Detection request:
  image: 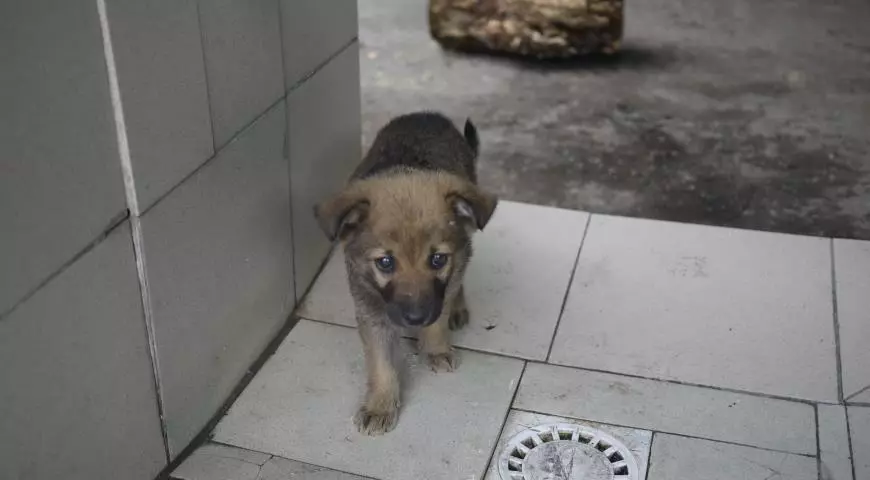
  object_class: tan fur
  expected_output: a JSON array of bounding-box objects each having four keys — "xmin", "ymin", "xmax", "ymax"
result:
[
  {"xmin": 354, "ymin": 321, "xmax": 400, "ymax": 435},
  {"xmin": 317, "ymin": 170, "xmax": 497, "ymax": 436}
]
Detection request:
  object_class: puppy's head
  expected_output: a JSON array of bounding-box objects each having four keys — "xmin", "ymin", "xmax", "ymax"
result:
[{"xmin": 314, "ymin": 172, "xmax": 497, "ymax": 328}]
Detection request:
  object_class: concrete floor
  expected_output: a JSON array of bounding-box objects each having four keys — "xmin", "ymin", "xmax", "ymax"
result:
[
  {"xmin": 359, "ymin": 0, "xmax": 870, "ymax": 240},
  {"xmin": 172, "ymin": 201, "xmax": 870, "ymax": 480}
]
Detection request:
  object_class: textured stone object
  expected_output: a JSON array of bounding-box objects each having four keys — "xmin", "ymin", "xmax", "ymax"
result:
[{"xmin": 428, "ymin": 0, "xmax": 623, "ymax": 59}]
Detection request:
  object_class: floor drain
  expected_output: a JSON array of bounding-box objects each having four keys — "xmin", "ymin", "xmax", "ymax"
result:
[{"xmin": 497, "ymin": 423, "xmax": 639, "ymax": 480}]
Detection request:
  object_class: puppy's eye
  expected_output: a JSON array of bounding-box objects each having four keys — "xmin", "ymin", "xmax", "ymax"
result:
[
  {"xmin": 375, "ymin": 255, "xmax": 395, "ymax": 273},
  {"xmin": 429, "ymin": 253, "xmax": 449, "ymax": 270}
]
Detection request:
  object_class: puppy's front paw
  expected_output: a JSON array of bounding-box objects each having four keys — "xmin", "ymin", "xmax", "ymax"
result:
[
  {"xmin": 353, "ymin": 406, "xmax": 398, "ymax": 436},
  {"xmin": 427, "ymin": 351, "xmax": 458, "ymax": 373},
  {"xmin": 449, "ymin": 307, "xmax": 469, "ymax": 331}
]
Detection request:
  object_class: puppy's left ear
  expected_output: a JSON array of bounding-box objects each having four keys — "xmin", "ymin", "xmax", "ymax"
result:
[{"xmin": 447, "ymin": 185, "xmax": 498, "ymax": 230}]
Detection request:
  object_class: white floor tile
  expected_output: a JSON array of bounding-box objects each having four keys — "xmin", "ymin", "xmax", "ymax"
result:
[
  {"xmin": 172, "ymin": 444, "xmax": 267, "ymax": 480},
  {"xmin": 299, "ymin": 201, "xmax": 589, "ymax": 360},
  {"xmin": 647, "ymin": 434, "xmax": 817, "ymax": 480},
  {"xmin": 849, "ymin": 407, "xmax": 870, "ymax": 480},
  {"xmin": 848, "ymin": 387, "xmax": 870, "ymax": 404},
  {"xmin": 550, "ymin": 215, "xmax": 838, "ymax": 402},
  {"xmin": 834, "ymin": 239, "xmax": 870, "ymax": 399},
  {"xmin": 213, "ymin": 320, "xmax": 524, "ymax": 480},
  {"xmin": 173, "ymin": 442, "xmax": 372, "ymax": 480},
  {"xmin": 818, "ymin": 405, "xmax": 855, "ymax": 480},
  {"xmin": 515, "ymin": 362, "xmax": 816, "ymax": 455},
  {"xmin": 258, "ymin": 456, "xmax": 372, "ymax": 480},
  {"xmin": 483, "ymin": 410, "xmax": 651, "ymax": 480}
]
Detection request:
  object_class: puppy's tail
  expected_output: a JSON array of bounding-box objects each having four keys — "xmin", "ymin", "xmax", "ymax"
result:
[{"xmin": 463, "ymin": 118, "xmax": 479, "ymax": 158}]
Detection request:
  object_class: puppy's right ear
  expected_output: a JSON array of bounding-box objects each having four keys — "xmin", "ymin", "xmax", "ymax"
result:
[{"xmin": 313, "ymin": 190, "xmax": 370, "ymax": 242}]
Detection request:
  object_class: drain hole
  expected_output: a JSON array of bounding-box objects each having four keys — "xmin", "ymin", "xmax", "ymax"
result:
[{"xmin": 499, "ymin": 423, "xmax": 639, "ymax": 480}]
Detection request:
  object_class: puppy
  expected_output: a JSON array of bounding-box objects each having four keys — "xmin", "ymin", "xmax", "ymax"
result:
[{"xmin": 314, "ymin": 112, "xmax": 498, "ymax": 436}]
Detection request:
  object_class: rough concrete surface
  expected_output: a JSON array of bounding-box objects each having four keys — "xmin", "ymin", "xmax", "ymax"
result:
[{"xmin": 359, "ymin": 0, "xmax": 870, "ymax": 239}]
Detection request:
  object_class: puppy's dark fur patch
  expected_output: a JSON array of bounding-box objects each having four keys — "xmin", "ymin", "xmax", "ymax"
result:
[{"xmin": 314, "ymin": 111, "xmax": 498, "ymax": 436}]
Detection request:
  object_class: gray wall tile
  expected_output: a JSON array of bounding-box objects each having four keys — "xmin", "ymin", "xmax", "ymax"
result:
[
  {"xmin": 280, "ymin": 0, "xmax": 358, "ymax": 89},
  {"xmin": 0, "ymin": 0, "xmax": 126, "ymax": 315},
  {"xmin": 199, "ymin": 0, "xmax": 284, "ymax": 148},
  {"xmin": 105, "ymin": 0, "xmax": 214, "ymax": 211},
  {"xmin": 287, "ymin": 43, "xmax": 361, "ymax": 300},
  {"xmin": 0, "ymin": 222, "xmax": 166, "ymax": 480},
  {"xmin": 142, "ymin": 102, "xmax": 294, "ymax": 456}
]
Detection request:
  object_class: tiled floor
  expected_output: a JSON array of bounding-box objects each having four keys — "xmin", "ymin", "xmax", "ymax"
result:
[{"xmin": 173, "ymin": 201, "xmax": 869, "ymax": 480}]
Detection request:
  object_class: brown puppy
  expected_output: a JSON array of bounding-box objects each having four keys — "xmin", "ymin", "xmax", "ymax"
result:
[{"xmin": 314, "ymin": 112, "xmax": 498, "ymax": 436}]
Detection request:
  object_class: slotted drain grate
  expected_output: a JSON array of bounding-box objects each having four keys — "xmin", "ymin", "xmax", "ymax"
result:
[{"xmin": 497, "ymin": 423, "xmax": 639, "ymax": 480}]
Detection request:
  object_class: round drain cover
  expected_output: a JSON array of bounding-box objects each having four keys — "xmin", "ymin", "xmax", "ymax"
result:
[{"xmin": 497, "ymin": 423, "xmax": 639, "ymax": 480}]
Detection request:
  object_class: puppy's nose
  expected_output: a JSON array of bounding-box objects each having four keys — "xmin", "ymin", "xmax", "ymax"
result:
[{"xmin": 402, "ymin": 307, "xmax": 429, "ymax": 326}]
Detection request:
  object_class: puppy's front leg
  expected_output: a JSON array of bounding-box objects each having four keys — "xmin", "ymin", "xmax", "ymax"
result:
[
  {"xmin": 449, "ymin": 284, "xmax": 469, "ymax": 331},
  {"xmin": 354, "ymin": 319, "xmax": 400, "ymax": 436},
  {"xmin": 419, "ymin": 313, "xmax": 458, "ymax": 373}
]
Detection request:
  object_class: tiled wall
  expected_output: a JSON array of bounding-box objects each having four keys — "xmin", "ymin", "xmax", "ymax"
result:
[{"xmin": 0, "ymin": 1, "xmax": 360, "ymax": 478}]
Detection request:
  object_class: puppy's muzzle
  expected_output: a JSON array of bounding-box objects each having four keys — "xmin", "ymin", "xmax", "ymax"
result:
[{"xmin": 386, "ymin": 297, "xmax": 442, "ymax": 328}]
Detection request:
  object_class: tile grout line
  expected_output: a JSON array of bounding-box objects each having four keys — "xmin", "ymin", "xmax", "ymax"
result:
[
  {"xmin": 545, "ymin": 214, "xmax": 592, "ymax": 363},
  {"xmin": 0, "ymin": 210, "xmax": 128, "ymax": 322},
  {"xmin": 138, "ymin": 37, "xmax": 357, "ymax": 219},
  {"xmin": 138, "ymin": 95, "xmax": 286, "ymax": 218},
  {"xmin": 644, "ymin": 431, "xmax": 655, "ymax": 480},
  {"xmin": 830, "ymin": 239, "xmax": 845, "ymax": 404},
  {"xmin": 207, "ymin": 439, "xmax": 377, "ymax": 479},
  {"xmin": 274, "ymin": 0, "xmax": 298, "ymax": 306},
  {"xmin": 298, "ymin": 315, "xmax": 839, "ymax": 408},
  {"xmin": 480, "ymin": 361, "xmax": 528, "ymax": 480},
  {"xmin": 96, "ymin": 0, "xmax": 170, "ymax": 463},
  {"xmin": 511, "ymin": 407, "xmax": 817, "ymax": 458},
  {"xmin": 532, "ymin": 359, "xmax": 824, "ymax": 406},
  {"xmin": 153, "ymin": 314, "xmax": 304, "ymax": 479},
  {"xmin": 845, "ymin": 384, "xmax": 870, "ymax": 402},
  {"xmin": 845, "ymin": 407, "xmax": 858, "ymax": 480},
  {"xmin": 815, "ymin": 404, "xmax": 822, "ymax": 480},
  {"xmin": 285, "ymin": 37, "xmax": 359, "ymax": 94}
]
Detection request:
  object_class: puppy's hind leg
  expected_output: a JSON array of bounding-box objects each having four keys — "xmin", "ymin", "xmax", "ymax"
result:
[
  {"xmin": 354, "ymin": 319, "xmax": 400, "ymax": 436},
  {"xmin": 449, "ymin": 285, "xmax": 469, "ymax": 331}
]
